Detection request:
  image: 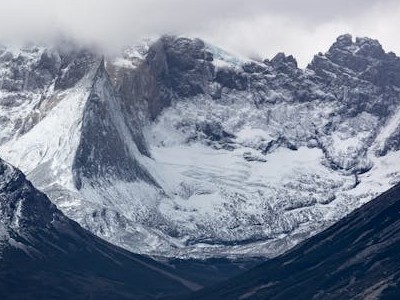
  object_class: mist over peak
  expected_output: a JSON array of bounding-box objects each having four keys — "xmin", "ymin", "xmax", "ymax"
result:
[{"xmin": 0, "ymin": 0, "xmax": 398, "ymax": 66}]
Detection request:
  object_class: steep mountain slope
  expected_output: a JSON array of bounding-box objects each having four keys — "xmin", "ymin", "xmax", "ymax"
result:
[
  {"xmin": 0, "ymin": 157, "xmax": 201, "ymax": 300},
  {"xmin": 189, "ymin": 181, "xmax": 400, "ymax": 300},
  {"xmin": 1, "ymin": 35, "xmax": 400, "ymax": 259}
]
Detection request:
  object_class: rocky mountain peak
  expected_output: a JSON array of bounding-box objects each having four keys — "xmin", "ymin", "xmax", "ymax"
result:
[
  {"xmin": 354, "ymin": 36, "xmax": 385, "ymax": 58},
  {"xmin": 312, "ymin": 34, "xmax": 371, "ymax": 73},
  {"xmin": 328, "ymin": 34, "xmax": 384, "ymax": 57},
  {"xmin": 333, "ymin": 33, "xmax": 353, "ymax": 48},
  {"xmin": 269, "ymin": 52, "xmax": 298, "ymax": 73},
  {"xmin": 308, "ymin": 33, "xmax": 400, "ymax": 90},
  {"xmin": 149, "ymin": 35, "xmax": 215, "ymax": 98}
]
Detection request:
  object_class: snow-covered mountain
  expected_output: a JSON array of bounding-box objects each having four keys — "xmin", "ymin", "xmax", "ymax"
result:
[
  {"xmin": 0, "ymin": 157, "xmax": 200, "ymax": 299},
  {"xmin": 1, "ymin": 34, "xmax": 400, "ymax": 259}
]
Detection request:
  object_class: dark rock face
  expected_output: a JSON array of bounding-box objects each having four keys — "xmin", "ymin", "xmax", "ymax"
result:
[
  {"xmin": 195, "ymin": 121, "xmax": 235, "ymax": 142},
  {"xmin": 379, "ymin": 126, "xmax": 400, "ymax": 156},
  {"xmin": 330, "ymin": 35, "xmax": 392, "ymax": 83},
  {"xmin": 190, "ymin": 182, "xmax": 400, "ymax": 300},
  {"xmin": 215, "ymin": 68, "xmax": 247, "ymax": 91},
  {"xmin": 54, "ymin": 49, "xmax": 97, "ymax": 90},
  {"xmin": 37, "ymin": 50, "xmax": 61, "ymax": 76},
  {"xmin": 242, "ymin": 62, "xmax": 268, "ymax": 74},
  {"xmin": 259, "ymin": 136, "xmax": 298, "ymax": 154},
  {"xmin": 361, "ymin": 52, "xmax": 400, "ymax": 87},
  {"xmin": 326, "ymin": 36, "xmax": 372, "ymax": 73},
  {"xmin": 270, "ymin": 52, "xmax": 299, "ymax": 75},
  {"xmin": 308, "ymin": 34, "xmax": 400, "ymax": 118},
  {"xmin": 0, "ymin": 158, "xmax": 198, "ymax": 300},
  {"xmin": 161, "ymin": 36, "xmax": 215, "ymax": 97},
  {"xmin": 242, "ymin": 152, "xmax": 267, "ymax": 163},
  {"xmin": 138, "ymin": 36, "xmax": 215, "ymax": 119},
  {"xmin": 73, "ymin": 60, "xmax": 157, "ymax": 189}
]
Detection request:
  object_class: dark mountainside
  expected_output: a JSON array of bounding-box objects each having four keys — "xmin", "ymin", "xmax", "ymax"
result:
[
  {"xmin": 0, "ymin": 158, "xmax": 201, "ymax": 300},
  {"xmin": 189, "ymin": 182, "xmax": 400, "ymax": 300}
]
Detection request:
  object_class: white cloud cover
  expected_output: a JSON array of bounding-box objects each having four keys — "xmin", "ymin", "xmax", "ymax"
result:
[{"xmin": 0, "ymin": 0, "xmax": 399, "ymax": 66}]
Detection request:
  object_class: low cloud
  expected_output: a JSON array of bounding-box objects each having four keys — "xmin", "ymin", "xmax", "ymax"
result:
[{"xmin": 0, "ymin": 0, "xmax": 399, "ymax": 66}]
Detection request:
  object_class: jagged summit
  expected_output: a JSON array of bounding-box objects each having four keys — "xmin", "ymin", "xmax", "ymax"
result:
[
  {"xmin": 328, "ymin": 33, "xmax": 385, "ymax": 58},
  {"xmin": 268, "ymin": 52, "xmax": 298, "ymax": 74},
  {"xmin": 309, "ymin": 33, "xmax": 399, "ymax": 82},
  {"xmin": 261, "ymin": 34, "xmax": 387, "ymax": 73},
  {"xmin": 333, "ymin": 33, "xmax": 354, "ymax": 48}
]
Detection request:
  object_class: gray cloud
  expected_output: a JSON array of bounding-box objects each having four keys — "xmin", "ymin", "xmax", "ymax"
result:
[{"xmin": 0, "ymin": 0, "xmax": 399, "ymax": 66}]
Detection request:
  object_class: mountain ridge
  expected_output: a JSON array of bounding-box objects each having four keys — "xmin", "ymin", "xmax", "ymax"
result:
[{"xmin": 1, "ymin": 33, "xmax": 400, "ymax": 259}]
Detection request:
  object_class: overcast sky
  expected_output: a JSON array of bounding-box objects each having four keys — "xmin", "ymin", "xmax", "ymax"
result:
[{"xmin": 0, "ymin": 0, "xmax": 399, "ymax": 66}]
